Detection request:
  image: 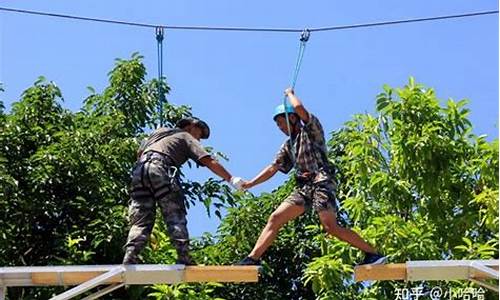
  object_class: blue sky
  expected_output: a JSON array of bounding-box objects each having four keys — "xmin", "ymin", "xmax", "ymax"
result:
[{"xmin": 0, "ymin": 1, "xmax": 498, "ymax": 237}]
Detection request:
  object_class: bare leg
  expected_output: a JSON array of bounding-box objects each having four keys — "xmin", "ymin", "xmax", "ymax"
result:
[
  {"xmin": 318, "ymin": 208, "xmax": 377, "ymax": 254},
  {"xmin": 248, "ymin": 202, "xmax": 305, "ymax": 259}
]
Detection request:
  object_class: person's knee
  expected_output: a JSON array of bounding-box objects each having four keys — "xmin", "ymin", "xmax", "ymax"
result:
[
  {"xmin": 323, "ymin": 223, "xmax": 335, "ymax": 234},
  {"xmin": 268, "ymin": 212, "xmax": 285, "ymax": 228},
  {"xmin": 167, "ymin": 222, "xmax": 188, "ymax": 240},
  {"xmin": 321, "ymin": 219, "xmax": 340, "ymax": 235}
]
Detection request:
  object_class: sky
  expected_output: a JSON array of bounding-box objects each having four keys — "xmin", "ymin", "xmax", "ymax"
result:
[{"xmin": 0, "ymin": 1, "xmax": 498, "ymax": 238}]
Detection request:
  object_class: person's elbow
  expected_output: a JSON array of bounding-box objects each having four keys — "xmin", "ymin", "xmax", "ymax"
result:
[
  {"xmin": 199, "ymin": 156, "xmax": 215, "ymax": 167},
  {"xmin": 268, "ymin": 163, "xmax": 279, "ymax": 175},
  {"xmin": 293, "ymin": 105, "xmax": 310, "ymax": 123}
]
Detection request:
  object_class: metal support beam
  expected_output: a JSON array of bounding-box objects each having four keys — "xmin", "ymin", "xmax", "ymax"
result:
[
  {"xmin": 123, "ymin": 264, "xmax": 184, "ymax": 284},
  {"xmin": 81, "ymin": 283, "xmax": 126, "ymax": 300},
  {"xmin": 50, "ymin": 266, "xmax": 125, "ymax": 300},
  {"xmin": 0, "ymin": 286, "xmax": 5, "ymax": 300},
  {"xmin": 0, "ymin": 264, "xmax": 260, "ymax": 299},
  {"xmin": 470, "ymin": 278, "xmax": 499, "ymax": 293},
  {"xmin": 184, "ymin": 266, "xmax": 260, "ymax": 283},
  {"xmin": 407, "ymin": 260, "xmax": 472, "ymax": 281},
  {"xmin": 469, "ymin": 261, "xmax": 499, "ymax": 280},
  {"xmin": 355, "ymin": 260, "xmax": 499, "ymax": 292}
]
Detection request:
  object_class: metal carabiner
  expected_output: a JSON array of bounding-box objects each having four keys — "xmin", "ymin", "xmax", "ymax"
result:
[
  {"xmin": 166, "ymin": 166, "xmax": 178, "ymax": 183},
  {"xmin": 300, "ymin": 28, "xmax": 311, "ymax": 42},
  {"xmin": 155, "ymin": 26, "xmax": 164, "ymax": 42}
]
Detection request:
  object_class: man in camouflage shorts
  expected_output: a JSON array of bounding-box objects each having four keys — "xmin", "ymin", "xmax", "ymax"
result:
[
  {"xmin": 237, "ymin": 88, "xmax": 386, "ymax": 266},
  {"xmin": 123, "ymin": 117, "xmax": 243, "ymax": 265}
]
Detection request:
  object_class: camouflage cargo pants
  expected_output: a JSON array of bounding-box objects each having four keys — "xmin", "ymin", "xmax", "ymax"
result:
[{"xmin": 123, "ymin": 152, "xmax": 192, "ymax": 264}]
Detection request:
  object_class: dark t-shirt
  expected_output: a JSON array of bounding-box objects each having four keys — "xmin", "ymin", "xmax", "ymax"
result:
[
  {"xmin": 141, "ymin": 128, "xmax": 210, "ymax": 167},
  {"xmin": 273, "ymin": 114, "xmax": 331, "ymax": 183}
]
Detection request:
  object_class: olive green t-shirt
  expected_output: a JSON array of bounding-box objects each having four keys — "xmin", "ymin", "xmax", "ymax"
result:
[{"xmin": 142, "ymin": 128, "xmax": 210, "ymax": 167}]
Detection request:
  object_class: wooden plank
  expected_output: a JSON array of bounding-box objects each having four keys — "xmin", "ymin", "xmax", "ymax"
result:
[
  {"xmin": 355, "ymin": 260, "xmax": 499, "ymax": 282},
  {"xmin": 354, "ymin": 264, "xmax": 406, "ymax": 282},
  {"xmin": 184, "ymin": 266, "xmax": 260, "ymax": 283},
  {"xmin": 32, "ymin": 271, "xmax": 123, "ymax": 285},
  {"xmin": 29, "ymin": 265, "xmax": 259, "ymax": 285},
  {"xmin": 1, "ymin": 265, "xmax": 118, "ymax": 286},
  {"xmin": 31, "ymin": 265, "xmax": 184, "ymax": 285}
]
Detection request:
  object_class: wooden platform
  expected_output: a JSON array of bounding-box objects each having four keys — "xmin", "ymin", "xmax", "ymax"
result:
[
  {"xmin": 0, "ymin": 264, "xmax": 260, "ymax": 286},
  {"xmin": 354, "ymin": 260, "xmax": 499, "ymax": 292},
  {"xmin": 0, "ymin": 264, "xmax": 260, "ymax": 300}
]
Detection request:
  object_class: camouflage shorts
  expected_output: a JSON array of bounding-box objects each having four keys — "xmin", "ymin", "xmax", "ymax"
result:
[{"xmin": 285, "ymin": 180, "xmax": 337, "ymax": 212}]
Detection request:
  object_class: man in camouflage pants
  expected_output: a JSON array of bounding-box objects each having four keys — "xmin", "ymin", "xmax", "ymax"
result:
[
  {"xmin": 237, "ymin": 88, "xmax": 386, "ymax": 266},
  {"xmin": 123, "ymin": 117, "xmax": 243, "ymax": 265}
]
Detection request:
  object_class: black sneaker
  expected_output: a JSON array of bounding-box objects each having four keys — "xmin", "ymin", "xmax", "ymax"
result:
[
  {"xmin": 236, "ymin": 256, "xmax": 261, "ymax": 266},
  {"xmin": 357, "ymin": 253, "xmax": 387, "ymax": 266}
]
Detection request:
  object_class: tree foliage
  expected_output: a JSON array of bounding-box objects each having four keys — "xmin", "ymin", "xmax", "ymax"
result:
[
  {"xmin": 0, "ymin": 54, "xmax": 235, "ymax": 299},
  {"xmin": 1, "ymin": 55, "xmax": 497, "ymax": 300},
  {"xmin": 299, "ymin": 79, "xmax": 498, "ymax": 299},
  {"xmin": 190, "ymin": 78, "xmax": 498, "ymax": 300}
]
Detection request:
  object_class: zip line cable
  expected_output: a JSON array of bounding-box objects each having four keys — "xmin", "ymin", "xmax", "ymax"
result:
[
  {"xmin": 1, "ymin": 5, "xmax": 497, "ymax": 136},
  {"xmin": 0, "ymin": 7, "xmax": 497, "ymax": 33},
  {"xmin": 310, "ymin": 10, "xmax": 499, "ymax": 32}
]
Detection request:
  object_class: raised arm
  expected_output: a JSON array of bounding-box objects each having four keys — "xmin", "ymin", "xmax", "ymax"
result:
[
  {"xmin": 199, "ymin": 156, "xmax": 232, "ymax": 182},
  {"xmin": 285, "ymin": 88, "xmax": 310, "ymax": 123},
  {"xmin": 242, "ymin": 163, "xmax": 279, "ymax": 190}
]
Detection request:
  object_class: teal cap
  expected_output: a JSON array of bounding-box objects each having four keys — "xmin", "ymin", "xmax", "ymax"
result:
[{"xmin": 273, "ymin": 104, "xmax": 296, "ymax": 121}]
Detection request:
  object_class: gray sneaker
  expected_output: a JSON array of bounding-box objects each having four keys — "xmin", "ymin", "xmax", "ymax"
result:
[
  {"xmin": 235, "ymin": 256, "xmax": 261, "ymax": 266},
  {"xmin": 357, "ymin": 253, "xmax": 387, "ymax": 266}
]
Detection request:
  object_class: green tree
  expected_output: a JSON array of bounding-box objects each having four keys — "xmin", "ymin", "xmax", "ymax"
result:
[
  {"xmin": 183, "ymin": 78, "xmax": 498, "ymax": 300},
  {"xmin": 302, "ymin": 78, "xmax": 498, "ymax": 299},
  {"xmin": 1, "ymin": 57, "xmax": 497, "ymax": 300},
  {"xmin": 0, "ymin": 54, "xmax": 235, "ymax": 299}
]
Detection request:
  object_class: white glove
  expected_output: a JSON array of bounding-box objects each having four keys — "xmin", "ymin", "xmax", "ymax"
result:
[{"xmin": 230, "ymin": 176, "xmax": 245, "ymax": 191}]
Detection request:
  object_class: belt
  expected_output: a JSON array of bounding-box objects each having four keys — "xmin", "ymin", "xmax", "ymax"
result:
[
  {"xmin": 295, "ymin": 168, "xmax": 331, "ymax": 184},
  {"xmin": 139, "ymin": 151, "xmax": 171, "ymax": 163},
  {"xmin": 295, "ymin": 171, "xmax": 315, "ymax": 183},
  {"xmin": 138, "ymin": 151, "xmax": 178, "ymax": 179}
]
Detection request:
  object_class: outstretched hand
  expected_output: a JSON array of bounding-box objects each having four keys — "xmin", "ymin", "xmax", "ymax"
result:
[
  {"xmin": 241, "ymin": 181, "xmax": 253, "ymax": 190},
  {"xmin": 284, "ymin": 87, "xmax": 294, "ymax": 96},
  {"xmin": 230, "ymin": 177, "xmax": 247, "ymax": 191}
]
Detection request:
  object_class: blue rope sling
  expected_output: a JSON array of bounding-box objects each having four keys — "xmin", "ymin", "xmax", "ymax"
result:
[
  {"xmin": 156, "ymin": 27, "xmax": 165, "ymax": 127},
  {"xmin": 283, "ymin": 29, "xmax": 310, "ymax": 166}
]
